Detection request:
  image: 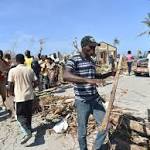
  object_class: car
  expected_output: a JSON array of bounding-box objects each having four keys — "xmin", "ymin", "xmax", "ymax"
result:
[{"xmin": 133, "ymin": 58, "xmax": 149, "ymax": 76}]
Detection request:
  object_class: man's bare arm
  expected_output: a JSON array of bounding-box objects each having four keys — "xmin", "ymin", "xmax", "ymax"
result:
[
  {"xmin": 63, "ymin": 68, "xmax": 101, "ymax": 85},
  {"xmin": 95, "ymin": 72, "xmax": 114, "ymax": 79},
  {"xmin": 7, "ymin": 81, "xmax": 14, "ymax": 96}
]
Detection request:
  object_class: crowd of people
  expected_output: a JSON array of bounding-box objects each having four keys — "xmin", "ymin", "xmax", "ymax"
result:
[
  {"xmin": 0, "ymin": 49, "xmax": 63, "ymax": 144},
  {"xmin": 1, "ymin": 50, "xmax": 61, "ymax": 93}
]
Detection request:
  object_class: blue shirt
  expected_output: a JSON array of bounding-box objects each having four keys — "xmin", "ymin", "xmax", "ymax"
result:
[{"xmin": 65, "ymin": 53, "xmax": 100, "ymax": 102}]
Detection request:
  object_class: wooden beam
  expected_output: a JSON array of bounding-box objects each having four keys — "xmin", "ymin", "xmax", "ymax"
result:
[
  {"xmin": 92, "ymin": 56, "xmax": 122, "ymax": 150},
  {"xmin": 99, "ymin": 56, "xmax": 122, "ymax": 131}
]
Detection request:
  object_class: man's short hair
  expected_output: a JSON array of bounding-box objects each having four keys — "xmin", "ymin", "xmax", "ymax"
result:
[
  {"xmin": 16, "ymin": 54, "xmax": 25, "ymax": 64},
  {"xmin": 81, "ymin": 36, "xmax": 99, "ymax": 48},
  {"xmin": 4, "ymin": 53, "xmax": 11, "ymax": 60},
  {"xmin": 0, "ymin": 50, "xmax": 3, "ymax": 57}
]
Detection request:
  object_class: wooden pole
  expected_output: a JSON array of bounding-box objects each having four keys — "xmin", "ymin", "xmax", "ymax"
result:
[
  {"xmin": 92, "ymin": 56, "xmax": 122, "ymax": 150},
  {"xmin": 100, "ymin": 56, "xmax": 122, "ymax": 131}
]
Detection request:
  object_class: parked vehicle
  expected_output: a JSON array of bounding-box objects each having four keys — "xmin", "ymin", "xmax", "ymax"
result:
[{"xmin": 133, "ymin": 58, "xmax": 149, "ymax": 76}]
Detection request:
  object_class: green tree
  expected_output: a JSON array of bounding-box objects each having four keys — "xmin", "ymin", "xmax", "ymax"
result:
[{"xmin": 139, "ymin": 13, "xmax": 150, "ymax": 36}]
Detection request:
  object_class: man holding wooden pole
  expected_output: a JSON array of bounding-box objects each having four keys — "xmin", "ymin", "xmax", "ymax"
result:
[{"xmin": 64, "ymin": 36, "xmax": 109, "ymax": 150}]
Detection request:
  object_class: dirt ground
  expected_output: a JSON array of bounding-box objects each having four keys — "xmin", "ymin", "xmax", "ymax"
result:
[{"xmin": 0, "ymin": 74, "xmax": 150, "ymax": 150}]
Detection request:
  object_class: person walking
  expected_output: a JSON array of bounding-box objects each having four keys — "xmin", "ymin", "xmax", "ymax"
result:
[
  {"xmin": 63, "ymin": 36, "xmax": 107, "ymax": 150},
  {"xmin": 126, "ymin": 50, "xmax": 134, "ymax": 76},
  {"xmin": 147, "ymin": 50, "xmax": 150, "ymax": 77},
  {"xmin": 7, "ymin": 54, "xmax": 38, "ymax": 144}
]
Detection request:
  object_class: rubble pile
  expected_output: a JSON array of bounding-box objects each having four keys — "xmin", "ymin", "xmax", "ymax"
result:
[
  {"xmin": 35, "ymin": 95, "xmax": 97, "ymax": 135},
  {"xmin": 110, "ymin": 107, "xmax": 150, "ymax": 149},
  {"xmin": 96, "ymin": 64, "xmax": 111, "ymax": 74},
  {"xmin": 34, "ymin": 94, "xmax": 150, "ymax": 149}
]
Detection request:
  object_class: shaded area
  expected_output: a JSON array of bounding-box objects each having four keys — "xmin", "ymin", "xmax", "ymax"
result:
[
  {"xmin": 0, "ymin": 107, "xmax": 11, "ymax": 122},
  {"xmin": 110, "ymin": 114, "xmax": 150, "ymax": 150},
  {"xmin": 26, "ymin": 122, "xmax": 54, "ymax": 147}
]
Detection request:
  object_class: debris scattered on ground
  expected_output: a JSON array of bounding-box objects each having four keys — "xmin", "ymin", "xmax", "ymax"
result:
[{"xmin": 33, "ymin": 93, "xmax": 150, "ymax": 149}]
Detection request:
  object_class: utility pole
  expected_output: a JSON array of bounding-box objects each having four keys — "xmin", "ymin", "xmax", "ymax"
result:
[
  {"xmin": 28, "ymin": 36, "xmax": 35, "ymax": 50},
  {"xmin": 11, "ymin": 39, "xmax": 18, "ymax": 52},
  {"xmin": 73, "ymin": 37, "xmax": 79, "ymax": 52},
  {"xmin": 39, "ymin": 38, "xmax": 46, "ymax": 55}
]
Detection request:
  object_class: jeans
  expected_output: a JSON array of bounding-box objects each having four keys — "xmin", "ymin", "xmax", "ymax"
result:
[
  {"xmin": 15, "ymin": 100, "xmax": 33, "ymax": 136},
  {"xmin": 127, "ymin": 62, "xmax": 132, "ymax": 75},
  {"xmin": 17, "ymin": 115, "xmax": 32, "ymax": 136},
  {"xmin": 75, "ymin": 99, "xmax": 106, "ymax": 150}
]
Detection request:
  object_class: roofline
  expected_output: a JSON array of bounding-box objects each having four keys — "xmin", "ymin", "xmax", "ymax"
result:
[{"xmin": 99, "ymin": 41, "xmax": 117, "ymax": 49}]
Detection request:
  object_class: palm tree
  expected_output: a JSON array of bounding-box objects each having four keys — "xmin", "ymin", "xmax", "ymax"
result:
[
  {"xmin": 113, "ymin": 38, "xmax": 120, "ymax": 47},
  {"xmin": 112, "ymin": 38, "xmax": 120, "ymax": 59},
  {"xmin": 138, "ymin": 13, "xmax": 150, "ymax": 36}
]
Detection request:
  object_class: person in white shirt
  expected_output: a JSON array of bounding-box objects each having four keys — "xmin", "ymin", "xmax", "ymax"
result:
[
  {"xmin": 7, "ymin": 54, "xmax": 38, "ymax": 144},
  {"xmin": 147, "ymin": 51, "xmax": 150, "ymax": 77}
]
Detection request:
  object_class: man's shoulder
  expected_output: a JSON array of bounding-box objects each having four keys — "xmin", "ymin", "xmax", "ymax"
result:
[
  {"xmin": 16, "ymin": 65, "xmax": 33, "ymax": 72},
  {"xmin": 9, "ymin": 66, "xmax": 17, "ymax": 72},
  {"xmin": 69, "ymin": 53, "xmax": 82, "ymax": 61}
]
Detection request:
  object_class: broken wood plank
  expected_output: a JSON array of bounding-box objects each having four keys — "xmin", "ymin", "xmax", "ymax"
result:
[{"xmin": 100, "ymin": 56, "xmax": 123, "ymax": 131}]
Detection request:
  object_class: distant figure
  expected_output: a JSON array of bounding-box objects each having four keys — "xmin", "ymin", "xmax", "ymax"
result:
[
  {"xmin": 47, "ymin": 55, "xmax": 59, "ymax": 87},
  {"xmin": 4, "ymin": 53, "xmax": 13, "ymax": 97},
  {"xmin": 4, "ymin": 53, "xmax": 11, "ymax": 66},
  {"xmin": 147, "ymin": 51, "xmax": 150, "ymax": 77},
  {"xmin": 109, "ymin": 54, "xmax": 115, "ymax": 72},
  {"xmin": 38, "ymin": 53, "xmax": 41, "ymax": 60},
  {"xmin": 31, "ymin": 59, "xmax": 41, "ymax": 79},
  {"xmin": 40, "ymin": 60, "xmax": 48, "ymax": 89},
  {"xmin": 8, "ymin": 54, "xmax": 38, "ymax": 144},
  {"xmin": 0, "ymin": 50, "xmax": 9, "ymax": 109},
  {"xmin": 24, "ymin": 50, "xmax": 33, "ymax": 69},
  {"xmin": 116, "ymin": 54, "xmax": 120, "ymax": 66},
  {"xmin": 126, "ymin": 50, "xmax": 134, "ymax": 76},
  {"xmin": 51, "ymin": 53, "xmax": 59, "ymax": 64},
  {"xmin": 137, "ymin": 50, "xmax": 143, "ymax": 59}
]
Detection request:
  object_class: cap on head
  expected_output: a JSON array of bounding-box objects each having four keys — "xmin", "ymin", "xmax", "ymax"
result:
[
  {"xmin": 0, "ymin": 50, "xmax": 3, "ymax": 58},
  {"xmin": 81, "ymin": 36, "xmax": 98, "ymax": 48}
]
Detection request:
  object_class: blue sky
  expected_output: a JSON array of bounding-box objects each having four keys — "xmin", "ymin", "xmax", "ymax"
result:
[{"xmin": 0, "ymin": 0, "xmax": 150, "ymax": 55}]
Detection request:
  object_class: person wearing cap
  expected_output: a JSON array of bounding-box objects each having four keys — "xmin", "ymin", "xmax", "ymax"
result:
[{"xmin": 63, "ymin": 36, "xmax": 107, "ymax": 150}]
